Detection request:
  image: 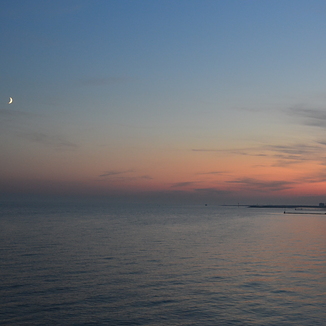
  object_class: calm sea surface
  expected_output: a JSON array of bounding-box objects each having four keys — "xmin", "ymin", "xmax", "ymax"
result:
[{"xmin": 0, "ymin": 201, "xmax": 325, "ymax": 325}]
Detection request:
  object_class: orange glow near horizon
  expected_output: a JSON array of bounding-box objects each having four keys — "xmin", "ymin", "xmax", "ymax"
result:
[{"xmin": 2, "ymin": 141, "xmax": 326, "ymax": 202}]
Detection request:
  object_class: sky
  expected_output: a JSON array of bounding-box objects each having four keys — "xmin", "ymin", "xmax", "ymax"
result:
[{"xmin": 1, "ymin": 0, "xmax": 326, "ymax": 204}]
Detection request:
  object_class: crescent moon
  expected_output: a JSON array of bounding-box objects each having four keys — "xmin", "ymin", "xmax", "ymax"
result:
[{"xmin": 8, "ymin": 97, "xmax": 13, "ymax": 104}]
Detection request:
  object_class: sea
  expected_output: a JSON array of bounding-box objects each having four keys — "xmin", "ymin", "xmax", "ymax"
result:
[{"xmin": 0, "ymin": 200, "xmax": 325, "ymax": 325}]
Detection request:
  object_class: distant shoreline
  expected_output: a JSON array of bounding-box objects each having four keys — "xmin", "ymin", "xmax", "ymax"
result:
[{"xmin": 221, "ymin": 204, "xmax": 326, "ymax": 209}]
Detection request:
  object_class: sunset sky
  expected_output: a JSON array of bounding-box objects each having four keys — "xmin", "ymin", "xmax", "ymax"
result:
[{"xmin": 2, "ymin": 0, "xmax": 326, "ymax": 204}]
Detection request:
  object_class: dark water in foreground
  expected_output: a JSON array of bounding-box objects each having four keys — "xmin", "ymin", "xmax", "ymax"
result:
[{"xmin": 0, "ymin": 201, "xmax": 325, "ymax": 325}]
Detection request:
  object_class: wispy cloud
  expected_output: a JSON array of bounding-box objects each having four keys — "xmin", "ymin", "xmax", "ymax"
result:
[
  {"xmin": 293, "ymin": 171, "xmax": 326, "ymax": 184},
  {"xmin": 99, "ymin": 169, "xmax": 134, "ymax": 177},
  {"xmin": 288, "ymin": 107, "xmax": 326, "ymax": 128},
  {"xmin": 170, "ymin": 181, "xmax": 196, "ymax": 188},
  {"xmin": 0, "ymin": 109, "xmax": 35, "ymax": 119},
  {"xmin": 192, "ymin": 148, "xmax": 260, "ymax": 156},
  {"xmin": 0, "ymin": 109, "xmax": 33, "ymax": 131},
  {"xmin": 264, "ymin": 143, "xmax": 326, "ymax": 166},
  {"xmin": 140, "ymin": 175, "xmax": 153, "ymax": 180},
  {"xmin": 196, "ymin": 171, "xmax": 227, "ymax": 175},
  {"xmin": 98, "ymin": 170, "xmax": 153, "ymax": 182},
  {"xmin": 226, "ymin": 178, "xmax": 295, "ymax": 192},
  {"xmin": 193, "ymin": 141, "xmax": 326, "ymax": 167},
  {"xmin": 192, "ymin": 148, "xmax": 221, "ymax": 152},
  {"xmin": 20, "ymin": 132, "xmax": 77, "ymax": 150},
  {"xmin": 1, "ymin": 108, "xmax": 79, "ymax": 152}
]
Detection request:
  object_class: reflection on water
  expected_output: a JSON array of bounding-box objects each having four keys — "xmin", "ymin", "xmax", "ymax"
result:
[{"xmin": 0, "ymin": 202, "xmax": 325, "ymax": 325}]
